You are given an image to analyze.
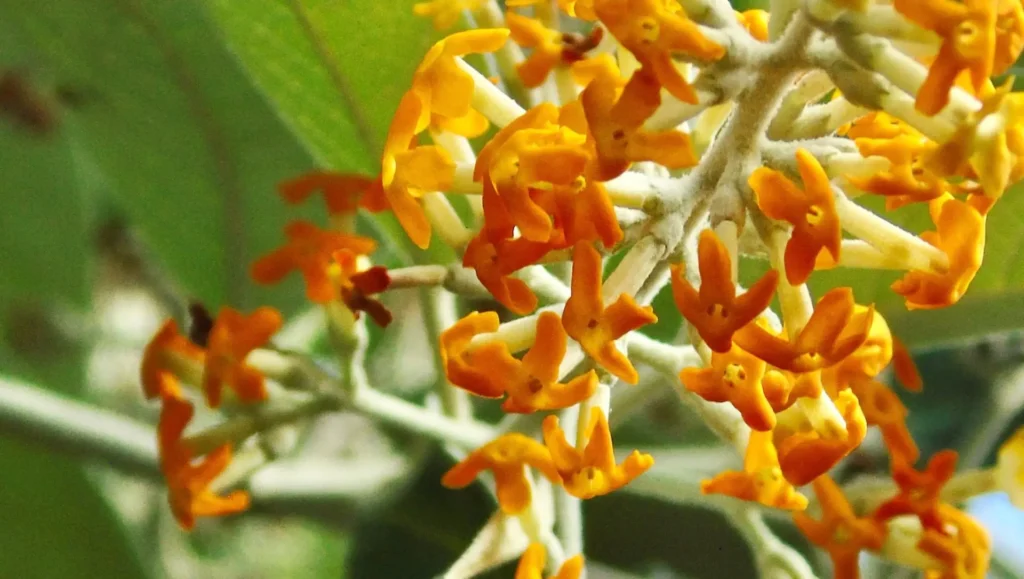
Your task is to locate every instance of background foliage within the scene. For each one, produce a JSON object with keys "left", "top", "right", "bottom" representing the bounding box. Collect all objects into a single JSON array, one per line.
[{"left": 1, "top": 0, "right": 1023, "bottom": 577}]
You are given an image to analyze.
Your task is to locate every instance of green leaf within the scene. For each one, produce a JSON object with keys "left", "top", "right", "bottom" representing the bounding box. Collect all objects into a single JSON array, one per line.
[
  {"left": 2, "top": 0, "right": 327, "bottom": 313},
  {"left": 204, "top": 0, "right": 451, "bottom": 264},
  {"left": 0, "top": 438, "right": 148, "bottom": 578}
]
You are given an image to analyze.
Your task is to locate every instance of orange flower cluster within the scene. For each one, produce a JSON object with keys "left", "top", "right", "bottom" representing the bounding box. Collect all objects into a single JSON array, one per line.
[
  {"left": 141, "top": 307, "right": 282, "bottom": 528},
  {"left": 442, "top": 407, "right": 653, "bottom": 512}
]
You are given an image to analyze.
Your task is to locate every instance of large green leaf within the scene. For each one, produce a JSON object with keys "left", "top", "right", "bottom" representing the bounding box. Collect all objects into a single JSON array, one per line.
[
  {"left": 204, "top": 0, "right": 448, "bottom": 264},
  {"left": 2, "top": 0, "right": 327, "bottom": 313}
]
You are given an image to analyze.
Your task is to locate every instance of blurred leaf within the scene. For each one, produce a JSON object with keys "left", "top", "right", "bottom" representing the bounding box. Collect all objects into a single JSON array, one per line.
[
  {"left": 2, "top": 0, "right": 327, "bottom": 313},
  {"left": 0, "top": 438, "right": 147, "bottom": 578},
  {"left": 204, "top": 0, "right": 451, "bottom": 264}
]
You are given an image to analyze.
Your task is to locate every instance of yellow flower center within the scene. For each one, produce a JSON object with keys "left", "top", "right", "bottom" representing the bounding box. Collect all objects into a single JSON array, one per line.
[{"left": 723, "top": 363, "right": 747, "bottom": 387}]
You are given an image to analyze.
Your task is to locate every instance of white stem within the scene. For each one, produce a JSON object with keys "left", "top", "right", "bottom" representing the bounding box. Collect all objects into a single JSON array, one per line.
[
  {"left": 459, "top": 58, "right": 527, "bottom": 127},
  {"left": 834, "top": 193, "right": 949, "bottom": 273}
]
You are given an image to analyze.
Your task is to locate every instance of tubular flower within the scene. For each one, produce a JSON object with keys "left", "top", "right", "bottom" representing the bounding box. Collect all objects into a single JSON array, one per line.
[
  {"left": 892, "top": 336, "right": 924, "bottom": 391},
  {"left": 331, "top": 249, "right": 392, "bottom": 328},
  {"left": 277, "top": 170, "right": 367, "bottom": 216},
  {"left": 157, "top": 377, "right": 249, "bottom": 530},
  {"left": 506, "top": 12, "right": 594, "bottom": 88},
  {"left": 848, "top": 379, "right": 920, "bottom": 463},
  {"left": 928, "top": 81, "right": 1024, "bottom": 201},
  {"left": 680, "top": 342, "right": 790, "bottom": 432},
  {"left": 893, "top": 0, "right": 997, "bottom": 115},
  {"left": 735, "top": 287, "right": 874, "bottom": 373},
  {"left": 413, "top": 0, "right": 485, "bottom": 30},
  {"left": 542, "top": 408, "right": 654, "bottom": 499},
  {"left": 736, "top": 9, "right": 769, "bottom": 42},
  {"left": 670, "top": 230, "right": 779, "bottom": 353},
  {"left": 995, "top": 425, "right": 1024, "bottom": 509},
  {"left": 891, "top": 194, "right": 985, "bottom": 310},
  {"left": 439, "top": 311, "right": 505, "bottom": 397},
  {"left": 593, "top": 0, "right": 725, "bottom": 104},
  {"left": 541, "top": 180, "right": 623, "bottom": 249},
  {"left": 441, "top": 433, "right": 562, "bottom": 514},
  {"left": 411, "top": 29, "right": 510, "bottom": 131},
  {"left": 774, "top": 390, "right": 868, "bottom": 486},
  {"left": 556, "top": 0, "right": 596, "bottom": 20},
  {"left": 462, "top": 230, "right": 550, "bottom": 315},
  {"left": 471, "top": 312, "right": 598, "bottom": 413},
  {"left": 515, "top": 543, "right": 584, "bottom": 579},
  {"left": 918, "top": 505, "right": 991, "bottom": 579},
  {"left": 563, "top": 242, "right": 657, "bottom": 384},
  {"left": 488, "top": 126, "right": 590, "bottom": 241},
  {"left": 749, "top": 149, "right": 841, "bottom": 285},
  {"left": 701, "top": 430, "right": 808, "bottom": 510},
  {"left": 250, "top": 220, "right": 376, "bottom": 303},
  {"left": 202, "top": 306, "right": 281, "bottom": 408},
  {"left": 141, "top": 319, "right": 204, "bottom": 399},
  {"left": 824, "top": 308, "right": 894, "bottom": 388},
  {"left": 794, "top": 475, "right": 886, "bottom": 579},
  {"left": 873, "top": 449, "right": 959, "bottom": 532},
  {"left": 848, "top": 136, "right": 949, "bottom": 210},
  {"left": 380, "top": 91, "right": 457, "bottom": 249},
  {"left": 994, "top": 0, "right": 1024, "bottom": 74},
  {"left": 839, "top": 110, "right": 916, "bottom": 140},
  {"left": 580, "top": 66, "right": 698, "bottom": 180}
]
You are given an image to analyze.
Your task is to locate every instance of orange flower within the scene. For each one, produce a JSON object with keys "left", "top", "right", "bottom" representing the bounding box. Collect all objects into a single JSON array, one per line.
[
  {"left": 471, "top": 312, "right": 598, "bottom": 413},
  {"left": 380, "top": 91, "right": 457, "bottom": 249},
  {"left": 441, "top": 433, "right": 562, "bottom": 514},
  {"left": 463, "top": 230, "right": 550, "bottom": 315},
  {"left": 541, "top": 180, "right": 623, "bottom": 249},
  {"left": 749, "top": 149, "right": 841, "bottom": 285},
  {"left": 701, "top": 430, "right": 808, "bottom": 510},
  {"left": 893, "top": 0, "right": 997, "bottom": 115},
  {"left": 556, "top": 0, "right": 596, "bottom": 20},
  {"left": 157, "top": 377, "right": 249, "bottom": 530},
  {"left": 736, "top": 9, "right": 769, "bottom": 41},
  {"left": 488, "top": 126, "right": 590, "bottom": 242},
  {"left": 774, "top": 390, "right": 868, "bottom": 485},
  {"left": 251, "top": 221, "right": 376, "bottom": 303},
  {"left": 439, "top": 311, "right": 505, "bottom": 397},
  {"left": 918, "top": 505, "right": 991, "bottom": 579},
  {"left": 277, "top": 170, "right": 368, "bottom": 215},
  {"left": 593, "top": 0, "right": 725, "bottom": 104},
  {"left": 848, "top": 380, "right": 920, "bottom": 464},
  {"left": 892, "top": 337, "right": 923, "bottom": 391},
  {"left": 332, "top": 249, "right": 392, "bottom": 328},
  {"left": 839, "top": 110, "right": 916, "bottom": 140},
  {"left": 514, "top": 543, "right": 584, "bottom": 579},
  {"left": 793, "top": 475, "right": 886, "bottom": 579},
  {"left": 563, "top": 242, "right": 657, "bottom": 384},
  {"left": 202, "top": 306, "right": 281, "bottom": 408},
  {"left": 141, "top": 319, "right": 204, "bottom": 399},
  {"left": 891, "top": 194, "right": 985, "bottom": 310},
  {"left": 824, "top": 308, "right": 894, "bottom": 388},
  {"left": 848, "top": 136, "right": 949, "bottom": 209},
  {"left": 670, "top": 229, "right": 779, "bottom": 353},
  {"left": 506, "top": 11, "right": 588, "bottom": 88},
  {"left": 873, "top": 449, "right": 958, "bottom": 532},
  {"left": 680, "top": 343, "right": 791, "bottom": 431},
  {"left": 735, "top": 288, "right": 874, "bottom": 373},
  {"left": 994, "top": 0, "right": 1024, "bottom": 74},
  {"left": 542, "top": 408, "right": 653, "bottom": 499},
  {"left": 580, "top": 66, "right": 698, "bottom": 180},
  {"left": 412, "top": 29, "right": 510, "bottom": 129},
  {"left": 928, "top": 81, "right": 1024, "bottom": 201}
]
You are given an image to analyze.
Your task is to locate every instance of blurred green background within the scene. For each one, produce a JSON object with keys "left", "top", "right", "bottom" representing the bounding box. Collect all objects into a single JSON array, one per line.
[{"left": 2, "top": 0, "right": 1023, "bottom": 577}]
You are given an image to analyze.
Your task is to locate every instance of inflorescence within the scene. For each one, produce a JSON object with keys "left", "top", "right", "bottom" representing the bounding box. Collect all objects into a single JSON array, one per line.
[{"left": 142, "top": 0, "right": 1024, "bottom": 577}]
